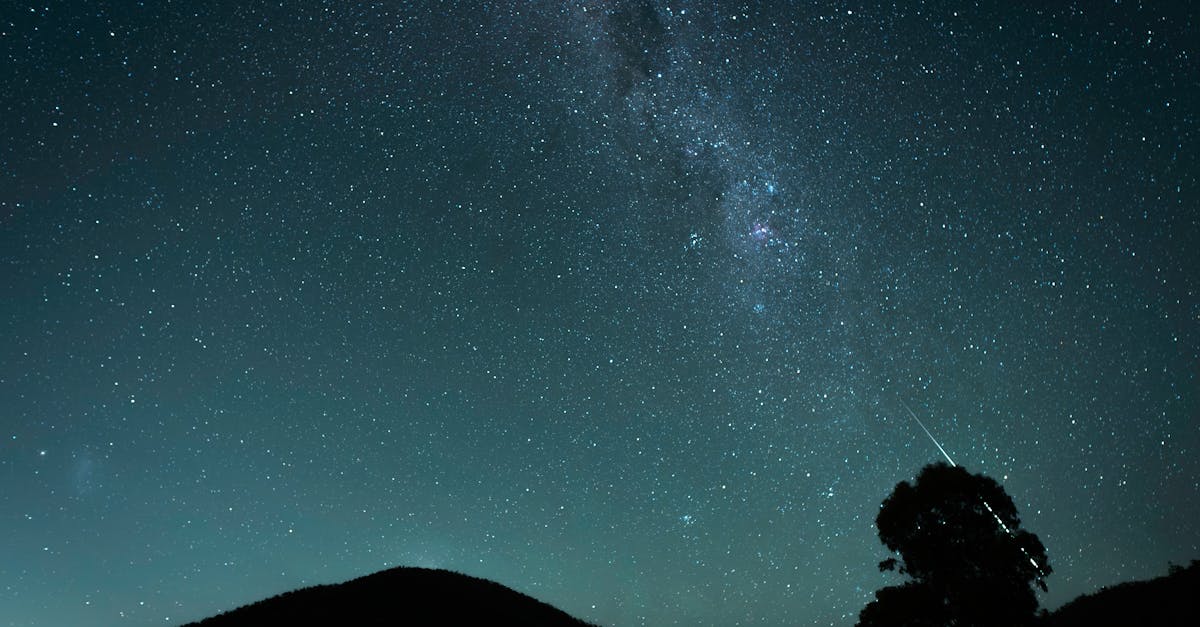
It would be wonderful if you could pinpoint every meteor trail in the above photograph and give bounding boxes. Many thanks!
[899,400,1047,577]
[900,400,955,466]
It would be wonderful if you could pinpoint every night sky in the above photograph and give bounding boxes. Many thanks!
[2,2,1198,625]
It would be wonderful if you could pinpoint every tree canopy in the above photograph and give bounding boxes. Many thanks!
[857,462,1051,627]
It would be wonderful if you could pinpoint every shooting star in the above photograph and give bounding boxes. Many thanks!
[901,400,955,466]
[899,400,1046,576]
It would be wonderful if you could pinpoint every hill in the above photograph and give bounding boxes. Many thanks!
[1040,560,1199,627]
[183,566,597,626]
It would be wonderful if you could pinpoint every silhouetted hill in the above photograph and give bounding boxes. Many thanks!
[183,566,597,626]
[1040,560,1199,627]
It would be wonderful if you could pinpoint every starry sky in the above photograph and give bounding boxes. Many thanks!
[2,1,1198,625]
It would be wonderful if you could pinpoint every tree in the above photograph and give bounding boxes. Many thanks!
[857,462,1052,627]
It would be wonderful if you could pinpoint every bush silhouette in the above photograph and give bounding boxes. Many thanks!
[857,462,1051,627]
[1039,560,1199,626]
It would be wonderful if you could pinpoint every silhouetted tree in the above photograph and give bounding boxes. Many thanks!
[857,462,1051,627]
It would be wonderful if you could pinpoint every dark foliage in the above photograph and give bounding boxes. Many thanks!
[1039,560,1200,627]
[856,582,948,627]
[183,566,596,627]
[857,462,1052,627]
